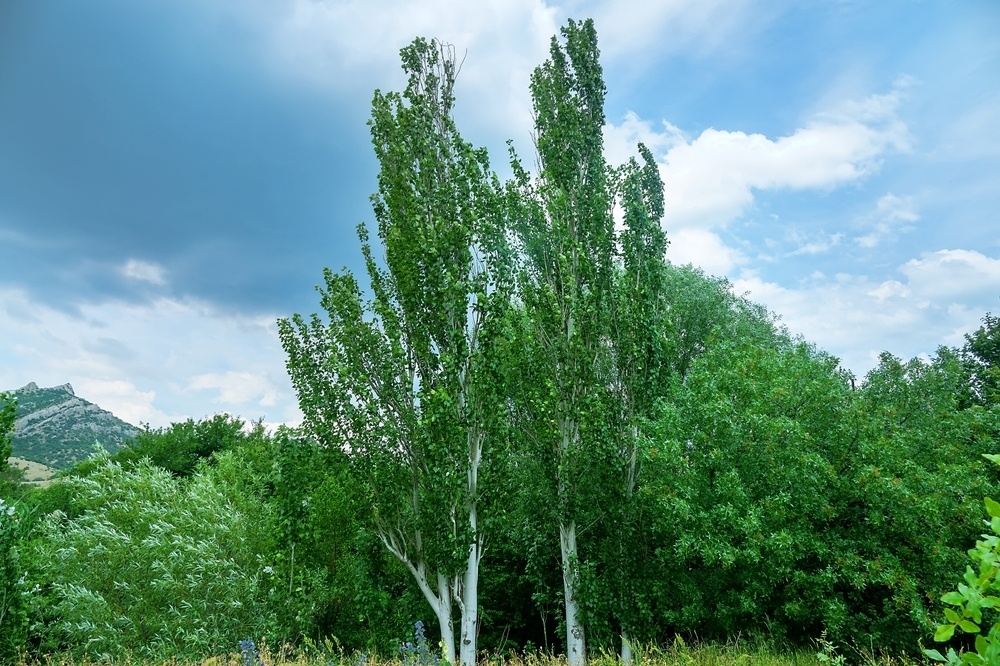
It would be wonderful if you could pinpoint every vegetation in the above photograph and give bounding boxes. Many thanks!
[6,640,925,666]
[1,18,999,666]
[1,391,25,495]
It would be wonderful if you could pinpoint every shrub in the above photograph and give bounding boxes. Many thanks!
[25,455,276,661]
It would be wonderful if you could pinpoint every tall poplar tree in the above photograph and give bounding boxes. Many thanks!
[605,145,668,664]
[507,19,614,666]
[279,38,510,666]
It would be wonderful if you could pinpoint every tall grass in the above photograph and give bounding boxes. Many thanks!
[13,636,927,666]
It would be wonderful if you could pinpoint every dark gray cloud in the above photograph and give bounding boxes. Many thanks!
[0,1,377,317]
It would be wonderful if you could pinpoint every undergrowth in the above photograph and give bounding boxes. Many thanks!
[12,635,927,666]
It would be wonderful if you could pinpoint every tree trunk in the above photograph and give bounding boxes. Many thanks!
[621,631,634,666]
[435,572,456,665]
[401,556,456,665]
[560,520,586,666]
[459,533,479,666]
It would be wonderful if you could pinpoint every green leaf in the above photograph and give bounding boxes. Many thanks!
[935,624,956,642]
[983,454,1000,466]
[945,608,962,623]
[960,652,986,666]
[985,497,1000,519]
[975,634,988,655]
[959,620,981,634]
[924,649,946,663]
[943,591,966,605]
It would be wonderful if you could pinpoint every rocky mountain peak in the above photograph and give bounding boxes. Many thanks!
[5,383,137,469]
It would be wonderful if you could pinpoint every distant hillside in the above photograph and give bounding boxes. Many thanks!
[7,456,58,486]
[3,382,139,469]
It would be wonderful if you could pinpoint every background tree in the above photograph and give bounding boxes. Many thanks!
[280,37,510,666]
[0,392,25,497]
[25,455,276,661]
[962,312,1000,407]
[591,145,668,664]
[1,495,30,662]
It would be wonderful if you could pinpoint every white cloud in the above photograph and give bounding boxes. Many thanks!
[189,371,279,407]
[74,378,166,427]
[0,288,300,429]
[121,259,167,285]
[855,193,919,248]
[603,111,686,169]
[900,249,1000,301]
[732,248,1000,378]
[786,231,844,257]
[867,279,910,303]
[604,82,911,233]
[666,228,746,276]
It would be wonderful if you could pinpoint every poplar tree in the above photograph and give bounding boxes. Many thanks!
[605,145,668,664]
[279,38,510,666]
[506,19,614,666]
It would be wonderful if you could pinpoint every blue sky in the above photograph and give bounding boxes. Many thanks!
[1,0,998,428]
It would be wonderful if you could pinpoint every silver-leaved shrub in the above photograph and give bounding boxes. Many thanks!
[27,454,276,661]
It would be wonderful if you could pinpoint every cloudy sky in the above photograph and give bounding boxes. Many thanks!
[1,1,998,429]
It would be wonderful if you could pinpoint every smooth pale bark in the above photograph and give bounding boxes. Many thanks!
[621,632,634,666]
[459,528,480,666]
[434,573,457,664]
[458,430,483,666]
[560,520,586,666]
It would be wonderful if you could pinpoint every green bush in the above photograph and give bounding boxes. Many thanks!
[0,497,30,663]
[25,455,276,661]
[926,453,1000,665]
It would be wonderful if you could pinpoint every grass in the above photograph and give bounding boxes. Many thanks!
[12,637,928,666]
[7,456,57,486]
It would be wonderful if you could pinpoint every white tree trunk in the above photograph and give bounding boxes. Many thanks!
[388,548,456,666]
[621,631,634,666]
[459,533,479,666]
[435,572,456,665]
[458,428,482,666]
[560,520,586,666]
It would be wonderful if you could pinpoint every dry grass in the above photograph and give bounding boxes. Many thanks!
[8,456,58,487]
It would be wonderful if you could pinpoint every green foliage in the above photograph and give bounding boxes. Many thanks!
[1,497,31,663]
[963,313,1000,407]
[0,392,14,461]
[647,339,852,639]
[633,337,1000,654]
[25,455,277,661]
[1,392,25,497]
[103,413,252,477]
[925,453,1000,665]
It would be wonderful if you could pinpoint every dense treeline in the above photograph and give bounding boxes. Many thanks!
[2,18,1000,664]
[1,287,997,663]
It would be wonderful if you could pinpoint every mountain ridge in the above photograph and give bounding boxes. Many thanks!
[3,382,139,469]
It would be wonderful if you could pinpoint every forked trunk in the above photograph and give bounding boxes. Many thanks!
[403,558,456,665]
[434,572,456,665]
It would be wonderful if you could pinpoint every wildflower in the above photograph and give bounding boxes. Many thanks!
[239,638,266,666]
